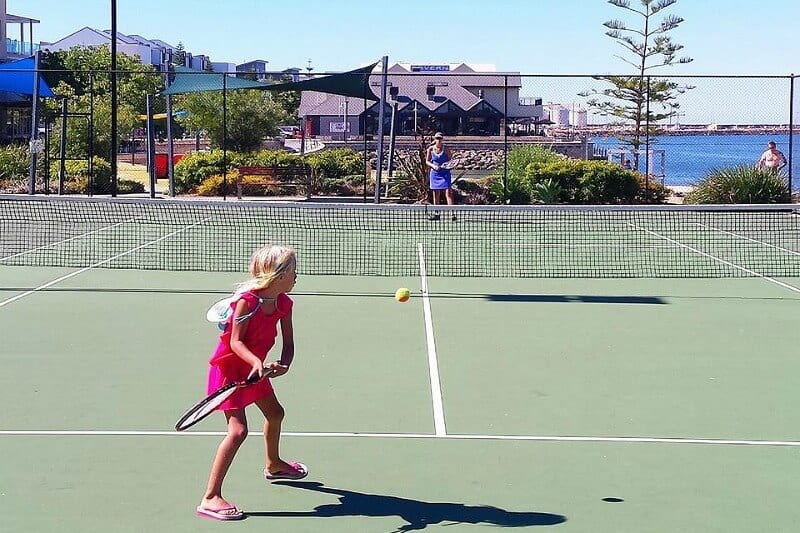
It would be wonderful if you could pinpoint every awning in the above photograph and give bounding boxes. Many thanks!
[0,56,54,98]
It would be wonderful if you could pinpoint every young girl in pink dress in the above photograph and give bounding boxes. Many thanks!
[197,244,308,521]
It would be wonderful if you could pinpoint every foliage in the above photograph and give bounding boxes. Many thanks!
[305,148,363,194]
[507,145,563,177]
[393,133,435,202]
[173,150,239,193]
[41,46,163,159]
[531,179,563,204]
[177,148,364,195]
[196,171,239,196]
[490,173,531,205]
[454,178,494,205]
[491,159,648,205]
[580,0,693,167]
[685,165,790,204]
[269,75,301,122]
[0,144,30,180]
[491,145,562,203]
[176,89,285,152]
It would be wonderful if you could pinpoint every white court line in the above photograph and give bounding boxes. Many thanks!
[627,222,800,295]
[417,243,447,436]
[2,430,799,447]
[695,222,800,257]
[0,218,139,262]
[0,216,214,308]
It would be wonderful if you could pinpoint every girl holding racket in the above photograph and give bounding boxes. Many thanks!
[197,245,308,521]
[425,132,456,220]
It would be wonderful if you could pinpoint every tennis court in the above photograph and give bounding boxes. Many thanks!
[2,195,800,532]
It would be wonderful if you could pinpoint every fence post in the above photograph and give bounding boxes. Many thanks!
[222,73,227,200]
[789,74,794,196]
[28,49,42,195]
[58,98,68,195]
[503,75,508,201]
[644,76,651,202]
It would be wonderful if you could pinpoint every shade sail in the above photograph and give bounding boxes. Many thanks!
[0,56,54,98]
[263,61,379,101]
[161,66,267,95]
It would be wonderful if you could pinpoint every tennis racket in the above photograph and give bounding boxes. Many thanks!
[175,368,276,431]
[206,295,236,324]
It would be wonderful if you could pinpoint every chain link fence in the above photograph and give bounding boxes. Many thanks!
[16,68,800,201]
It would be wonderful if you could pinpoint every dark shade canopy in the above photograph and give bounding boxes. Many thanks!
[0,56,54,99]
[262,61,380,101]
[161,62,381,101]
[161,66,268,95]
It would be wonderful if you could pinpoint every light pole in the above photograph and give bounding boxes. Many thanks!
[110,0,118,196]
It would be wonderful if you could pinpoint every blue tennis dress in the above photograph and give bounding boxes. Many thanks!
[429,148,451,190]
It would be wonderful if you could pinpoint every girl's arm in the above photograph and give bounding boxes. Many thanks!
[229,299,265,378]
[269,310,294,377]
[425,147,438,170]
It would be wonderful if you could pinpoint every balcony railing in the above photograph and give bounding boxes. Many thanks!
[6,39,40,57]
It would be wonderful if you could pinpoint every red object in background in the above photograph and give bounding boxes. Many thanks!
[305,117,313,137]
[155,154,184,178]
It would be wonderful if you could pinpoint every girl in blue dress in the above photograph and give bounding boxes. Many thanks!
[425,132,455,220]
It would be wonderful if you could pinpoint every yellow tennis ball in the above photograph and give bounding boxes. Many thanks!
[395,287,411,302]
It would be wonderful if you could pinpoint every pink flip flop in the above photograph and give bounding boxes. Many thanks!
[196,505,244,521]
[264,461,308,481]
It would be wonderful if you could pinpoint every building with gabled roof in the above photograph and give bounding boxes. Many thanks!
[40,27,213,71]
[298,62,543,138]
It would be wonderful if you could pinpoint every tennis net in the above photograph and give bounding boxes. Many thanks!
[1,195,799,278]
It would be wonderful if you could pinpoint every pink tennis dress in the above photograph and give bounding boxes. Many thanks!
[207,291,293,411]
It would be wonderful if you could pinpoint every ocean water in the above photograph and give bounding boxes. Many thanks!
[592,133,800,188]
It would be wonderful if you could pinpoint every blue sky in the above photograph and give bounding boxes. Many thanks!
[11,0,799,75]
[10,1,800,123]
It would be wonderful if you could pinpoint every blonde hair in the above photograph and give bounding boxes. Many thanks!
[236,245,296,292]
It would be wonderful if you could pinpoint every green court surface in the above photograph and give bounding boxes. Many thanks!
[2,266,800,532]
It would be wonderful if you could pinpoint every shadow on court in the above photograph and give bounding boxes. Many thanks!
[5,286,795,303]
[247,481,567,530]
[0,286,665,304]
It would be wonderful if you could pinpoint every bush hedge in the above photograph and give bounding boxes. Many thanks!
[685,165,790,204]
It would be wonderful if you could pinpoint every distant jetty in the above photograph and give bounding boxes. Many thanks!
[572,124,797,137]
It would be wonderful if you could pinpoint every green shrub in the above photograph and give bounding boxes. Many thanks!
[489,173,531,204]
[686,165,790,204]
[527,159,642,204]
[0,144,29,180]
[637,176,670,204]
[576,161,641,204]
[118,179,145,194]
[531,178,563,204]
[506,145,562,178]
[51,157,113,193]
[173,150,248,193]
[196,171,239,196]
[240,149,303,168]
